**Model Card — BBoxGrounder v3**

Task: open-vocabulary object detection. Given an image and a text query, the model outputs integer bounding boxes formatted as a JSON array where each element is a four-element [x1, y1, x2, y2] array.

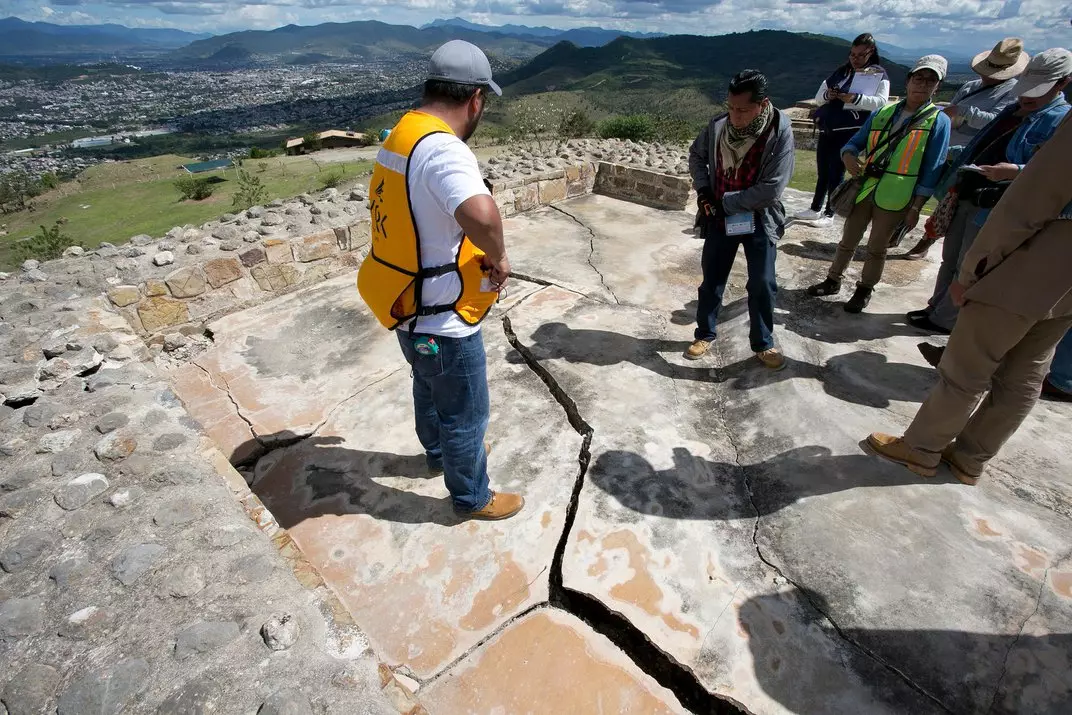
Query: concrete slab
[[165, 188, 1072, 714], [421, 609, 686, 714]]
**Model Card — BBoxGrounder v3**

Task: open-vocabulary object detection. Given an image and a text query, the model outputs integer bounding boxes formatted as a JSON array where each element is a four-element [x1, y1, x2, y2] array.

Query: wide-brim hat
[[971, 38, 1030, 81]]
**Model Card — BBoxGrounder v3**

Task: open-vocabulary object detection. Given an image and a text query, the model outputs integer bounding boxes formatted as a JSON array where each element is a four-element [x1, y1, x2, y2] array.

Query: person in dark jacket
[[687, 70, 795, 370], [795, 33, 891, 227]]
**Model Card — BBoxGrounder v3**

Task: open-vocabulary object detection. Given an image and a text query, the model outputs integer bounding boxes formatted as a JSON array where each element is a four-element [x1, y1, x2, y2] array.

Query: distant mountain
[[168, 20, 556, 66], [498, 31, 911, 109], [421, 17, 666, 47], [0, 16, 210, 57]]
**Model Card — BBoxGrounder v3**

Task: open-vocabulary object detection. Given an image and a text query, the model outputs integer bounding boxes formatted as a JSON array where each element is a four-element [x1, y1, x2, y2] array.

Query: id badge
[[725, 212, 755, 236]]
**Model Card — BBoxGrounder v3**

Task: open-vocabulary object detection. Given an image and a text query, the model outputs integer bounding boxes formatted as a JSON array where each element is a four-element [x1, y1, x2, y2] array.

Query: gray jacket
[[948, 77, 1018, 147], [688, 109, 795, 241]]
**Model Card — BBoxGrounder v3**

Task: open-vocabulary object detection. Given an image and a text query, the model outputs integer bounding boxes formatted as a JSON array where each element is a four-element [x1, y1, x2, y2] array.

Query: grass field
[[1, 154, 373, 269]]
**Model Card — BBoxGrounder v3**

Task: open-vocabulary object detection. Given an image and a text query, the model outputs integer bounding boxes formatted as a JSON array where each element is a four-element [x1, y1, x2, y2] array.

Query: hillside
[[0, 17, 209, 57], [422, 17, 666, 47], [499, 31, 910, 109], [168, 21, 556, 65]]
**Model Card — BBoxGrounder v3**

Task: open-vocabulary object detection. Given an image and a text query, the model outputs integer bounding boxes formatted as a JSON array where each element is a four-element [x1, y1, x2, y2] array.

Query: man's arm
[[688, 122, 713, 193], [721, 119, 795, 215], [958, 115, 1072, 290], [913, 112, 951, 198], [455, 195, 505, 261]]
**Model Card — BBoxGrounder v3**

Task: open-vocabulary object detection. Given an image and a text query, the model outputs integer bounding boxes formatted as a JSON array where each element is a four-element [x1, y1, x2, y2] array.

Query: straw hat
[[971, 38, 1030, 80]]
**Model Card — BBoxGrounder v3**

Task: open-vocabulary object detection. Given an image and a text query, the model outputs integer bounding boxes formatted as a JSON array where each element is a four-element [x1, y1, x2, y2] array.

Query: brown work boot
[[866, 432, 938, 477], [428, 442, 492, 476], [755, 348, 787, 371], [458, 491, 525, 521], [941, 445, 980, 486], [685, 339, 712, 360]]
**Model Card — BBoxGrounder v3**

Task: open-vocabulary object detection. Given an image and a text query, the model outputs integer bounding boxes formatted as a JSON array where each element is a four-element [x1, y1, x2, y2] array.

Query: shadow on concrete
[[779, 239, 849, 263], [740, 588, 1072, 715], [244, 434, 465, 527], [588, 444, 954, 520], [670, 298, 748, 327], [779, 287, 931, 344], [513, 322, 935, 408]]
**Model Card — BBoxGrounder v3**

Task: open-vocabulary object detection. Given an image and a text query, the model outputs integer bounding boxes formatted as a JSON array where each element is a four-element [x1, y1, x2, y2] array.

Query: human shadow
[[514, 321, 935, 408], [241, 434, 465, 527], [740, 588, 1072, 714], [670, 297, 748, 327], [778, 287, 934, 344], [779, 239, 846, 263], [587, 444, 955, 521]]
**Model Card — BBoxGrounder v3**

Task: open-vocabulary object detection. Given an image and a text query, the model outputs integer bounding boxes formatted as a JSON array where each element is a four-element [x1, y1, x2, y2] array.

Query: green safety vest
[[857, 102, 939, 212]]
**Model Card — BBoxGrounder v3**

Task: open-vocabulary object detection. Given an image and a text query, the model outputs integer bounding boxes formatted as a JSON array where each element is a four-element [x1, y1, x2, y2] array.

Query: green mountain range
[[499, 31, 910, 109]]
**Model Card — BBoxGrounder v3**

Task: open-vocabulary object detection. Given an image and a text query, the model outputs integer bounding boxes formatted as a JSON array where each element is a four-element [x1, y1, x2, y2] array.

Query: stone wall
[[104, 221, 370, 340], [592, 162, 695, 211], [489, 162, 597, 218]]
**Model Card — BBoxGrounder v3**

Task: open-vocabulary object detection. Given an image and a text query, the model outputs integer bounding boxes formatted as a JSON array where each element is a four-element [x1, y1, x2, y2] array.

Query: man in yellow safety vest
[[357, 40, 523, 521]]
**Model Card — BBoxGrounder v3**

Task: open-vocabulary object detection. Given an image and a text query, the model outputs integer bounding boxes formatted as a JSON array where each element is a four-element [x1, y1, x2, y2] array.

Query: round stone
[[57, 659, 148, 715], [0, 530, 55, 573], [174, 621, 240, 660], [0, 597, 45, 639], [2, 663, 60, 714], [50, 555, 92, 588], [152, 432, 187, 451], [256, 689, 313, 715], [260, 613, 300, 651], [94, 432, 136, 461], [54, 473, 109, 511], [111, 543, 166, 586], [157, 678, 223, 715], [105, 486, 145, 508], [153, 251, 175, 267], [153, 501, 200, 527], [58, 605, 118, 640], [166, 563, 206, 598], [95, 412, 129, 434], [36, 429, 81, 454]]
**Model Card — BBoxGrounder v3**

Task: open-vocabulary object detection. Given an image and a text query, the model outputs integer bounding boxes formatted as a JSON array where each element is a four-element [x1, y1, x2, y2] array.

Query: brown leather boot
[[941, 446, 981, 486], [866, 432, 938, 477], [458, 491, 525, 521], [904, 236, 938, 260]]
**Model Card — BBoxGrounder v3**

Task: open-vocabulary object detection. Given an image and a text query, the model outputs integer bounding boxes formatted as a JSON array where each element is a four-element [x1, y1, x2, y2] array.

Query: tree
[[232, 168, 269, 209], [0, 171, 38, 214], [598, 115, 656, 142], [301, 133, 323, 153], [558, 110, 595, 139], [175, 176, 214, 201], [509, 97, 562, 155], [15, 221, 75, 261]]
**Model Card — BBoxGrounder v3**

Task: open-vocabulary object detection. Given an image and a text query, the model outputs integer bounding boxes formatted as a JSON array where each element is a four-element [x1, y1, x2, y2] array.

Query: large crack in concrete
[[547, 204, 622, 306], [503, 314, 750, 715], [710, 340, 955, 715]]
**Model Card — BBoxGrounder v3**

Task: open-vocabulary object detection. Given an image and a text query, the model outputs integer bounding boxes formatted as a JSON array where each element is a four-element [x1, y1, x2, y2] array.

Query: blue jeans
[[695, 222, 777, 352], [396, 331, 491, 512], [1049, 329, 1072, 394]]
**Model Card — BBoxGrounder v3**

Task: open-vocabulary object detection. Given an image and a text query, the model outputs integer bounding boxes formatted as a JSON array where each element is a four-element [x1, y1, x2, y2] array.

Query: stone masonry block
[[239, 248, 266, 267], [514, 182, 540, 213], [538, 178, 568, 205], [348, 219, 370, 249], [165, 266, 207, 298], [292, 231, 339, 263], [264, 239, 291, 264], [107, 286, 140, 308], [144, 280, 168, 297], [332, 226, 351, 251], [136, 297, 189, 333], [251, 264, 301, 292], [202, 258, 243, 289]]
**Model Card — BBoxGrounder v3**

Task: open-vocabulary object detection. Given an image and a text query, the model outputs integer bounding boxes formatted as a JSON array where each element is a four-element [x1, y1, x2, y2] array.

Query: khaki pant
[[828, 196, 907, 288], [904, 301, 1072, 474]]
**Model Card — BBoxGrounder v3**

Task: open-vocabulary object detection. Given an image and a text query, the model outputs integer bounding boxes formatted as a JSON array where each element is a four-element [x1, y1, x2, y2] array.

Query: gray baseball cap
[[427, 40, 502, 96], [1012, 47, 1072, 98], [910, 54, 948, 81]]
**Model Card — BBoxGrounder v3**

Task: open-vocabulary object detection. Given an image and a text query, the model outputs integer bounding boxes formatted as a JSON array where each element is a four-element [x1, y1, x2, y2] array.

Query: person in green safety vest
[[806, 54, 952, 313]]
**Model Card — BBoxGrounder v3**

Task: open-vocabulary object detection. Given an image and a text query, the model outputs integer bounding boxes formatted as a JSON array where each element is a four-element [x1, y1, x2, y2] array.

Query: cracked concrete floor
[[169, 191, 1072, 714]]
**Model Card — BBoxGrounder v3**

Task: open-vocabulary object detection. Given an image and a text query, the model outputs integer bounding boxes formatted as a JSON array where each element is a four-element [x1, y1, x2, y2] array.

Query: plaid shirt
[[714, 124, 773, 201]]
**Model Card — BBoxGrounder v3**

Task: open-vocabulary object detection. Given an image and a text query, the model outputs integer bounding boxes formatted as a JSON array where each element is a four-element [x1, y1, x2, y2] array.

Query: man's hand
[[696, 188, 715, 216], [843, 153, 863, 177], [978, 163, 1020, 182], [942, 104, 959, 119], [481, 253, 511, 291], [950, 279, 968, 307], [903, 206, 921, 233]]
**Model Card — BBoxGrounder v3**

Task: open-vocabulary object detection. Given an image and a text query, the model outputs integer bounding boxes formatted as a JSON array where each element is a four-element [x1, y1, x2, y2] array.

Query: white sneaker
[[811, 215, 833, 227], [793, 209, 823, 221]]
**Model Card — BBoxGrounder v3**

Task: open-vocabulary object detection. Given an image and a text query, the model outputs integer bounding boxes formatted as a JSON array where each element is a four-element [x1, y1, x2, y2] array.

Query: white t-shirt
[[403, 132, 491, 338]]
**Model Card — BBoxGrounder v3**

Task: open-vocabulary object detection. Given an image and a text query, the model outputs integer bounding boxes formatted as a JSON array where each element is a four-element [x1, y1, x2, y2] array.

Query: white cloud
[[16, 0, 1071, 50]]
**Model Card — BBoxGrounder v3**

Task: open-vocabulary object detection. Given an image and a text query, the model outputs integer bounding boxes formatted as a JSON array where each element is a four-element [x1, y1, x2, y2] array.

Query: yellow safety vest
[[357, 110, 497, 330], [857, 102, 939, 212]]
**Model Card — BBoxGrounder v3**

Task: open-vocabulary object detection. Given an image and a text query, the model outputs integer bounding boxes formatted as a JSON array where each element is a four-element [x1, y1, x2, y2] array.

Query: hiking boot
[[685, 339, 712, 360], [904, 236, 937, 260], [457, 491, 525, 521], [907, 312, 951, 335], [755, 348, 787, 371], [806, 278, 841, 297], [844, 284, 874, 313], [941, 445, 981, 486], [917, 343, 945, 368], [866, 432, 938, 478], [429, 442, 492, 476], [1042, 376, 1072, 402]]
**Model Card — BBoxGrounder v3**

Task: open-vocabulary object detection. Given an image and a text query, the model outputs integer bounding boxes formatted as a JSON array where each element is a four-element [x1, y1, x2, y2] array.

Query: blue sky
[[2, 0, 1069, 54]]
